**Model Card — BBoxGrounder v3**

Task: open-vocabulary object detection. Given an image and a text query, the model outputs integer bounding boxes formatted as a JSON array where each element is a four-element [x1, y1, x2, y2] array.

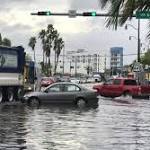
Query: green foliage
[[28, 37, 36, 51], [25, 53, 32, 61], [38, 24, 64, 76], [0, 34, 2, 45], [0, 33, 11, 47], [2, 38, 11, 47], [99, 0, 150, 36], [141, 50, 150, 66]]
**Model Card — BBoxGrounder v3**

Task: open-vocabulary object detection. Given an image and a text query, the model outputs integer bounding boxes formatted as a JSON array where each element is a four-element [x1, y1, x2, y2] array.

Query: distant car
[[22, 82, 99, 107], [87, 77, 95, 83], [79, 77, 87, 83], [70, 78, 80, 84], [40, 77, 55, 87], [60, 76, 70, 82]]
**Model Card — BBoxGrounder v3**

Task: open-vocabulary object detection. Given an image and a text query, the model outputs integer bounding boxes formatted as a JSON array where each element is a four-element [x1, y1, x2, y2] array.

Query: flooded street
[[0, 97, 150, 150]]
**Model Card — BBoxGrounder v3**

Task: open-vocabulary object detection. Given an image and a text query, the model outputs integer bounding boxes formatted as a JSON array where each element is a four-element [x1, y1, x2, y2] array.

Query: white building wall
[[57, 52, 105, 75]]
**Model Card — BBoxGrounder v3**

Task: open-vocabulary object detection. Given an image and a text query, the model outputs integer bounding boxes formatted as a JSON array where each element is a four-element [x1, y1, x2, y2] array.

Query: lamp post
[[62, 44, 65, 75], [125, 19, 141, 62]]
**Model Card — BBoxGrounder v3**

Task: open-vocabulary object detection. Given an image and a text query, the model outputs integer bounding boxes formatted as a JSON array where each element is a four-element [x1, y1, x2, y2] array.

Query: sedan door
[[61, 84, 81, 103], [41, 84, 64, 103]]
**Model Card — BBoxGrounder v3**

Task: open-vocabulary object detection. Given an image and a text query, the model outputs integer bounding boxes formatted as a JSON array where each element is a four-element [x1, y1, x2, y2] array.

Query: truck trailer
[[0, 46, 25, 102]]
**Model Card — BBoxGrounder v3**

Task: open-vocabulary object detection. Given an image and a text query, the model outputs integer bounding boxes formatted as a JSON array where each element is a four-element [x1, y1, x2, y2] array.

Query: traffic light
[[37, 11, 51, 16], [83, 12, 97, 16]]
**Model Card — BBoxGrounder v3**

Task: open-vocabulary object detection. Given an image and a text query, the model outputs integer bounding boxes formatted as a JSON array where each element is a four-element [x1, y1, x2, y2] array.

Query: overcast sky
[[0, 0, 149, 67]]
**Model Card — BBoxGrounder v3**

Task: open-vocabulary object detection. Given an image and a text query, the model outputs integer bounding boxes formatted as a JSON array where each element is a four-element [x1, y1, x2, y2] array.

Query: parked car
[[60, 76, 70, 82], [22, 82, 99, 107], [93, 74, 101, 82], [86, 77, 95, 83], [40, 77, 55, 87], [70, 78, 80, 84], [93, 77, 141, 98]]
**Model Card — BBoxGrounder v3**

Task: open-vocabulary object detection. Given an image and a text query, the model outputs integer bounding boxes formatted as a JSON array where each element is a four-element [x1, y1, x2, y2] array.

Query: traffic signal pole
[[31, 12, 136, 17]]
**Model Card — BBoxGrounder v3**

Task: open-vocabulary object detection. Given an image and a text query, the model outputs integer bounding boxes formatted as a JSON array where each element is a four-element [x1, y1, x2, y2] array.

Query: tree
[[0, 34, 2, 45], [45, 24, 56, 76], [38, 29, 46, 66], [54, 37, 64, 74], [25, 53, 32, 61], [53, 30, 59, 73], [38, 24, 65, 75], [28, 37, 36, 63], [141, 50, 150, 66], [28, 37, 36, 90], [85, 66, 92, 75], [99, 0, 150, 33], [2, 38, 11, 47]]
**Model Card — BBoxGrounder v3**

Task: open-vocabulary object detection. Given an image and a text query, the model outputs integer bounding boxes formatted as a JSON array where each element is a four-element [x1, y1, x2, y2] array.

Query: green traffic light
[[46, 11, 51, 15], [91, 12, 96, 16]]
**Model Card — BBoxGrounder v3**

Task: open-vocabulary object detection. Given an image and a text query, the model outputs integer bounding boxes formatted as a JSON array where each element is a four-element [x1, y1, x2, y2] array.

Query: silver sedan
[[22, 82, 99, 107]]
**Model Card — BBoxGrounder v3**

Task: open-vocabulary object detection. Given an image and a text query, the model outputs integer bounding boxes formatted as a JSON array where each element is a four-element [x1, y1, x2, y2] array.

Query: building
[[57, 52, 105, 75], [110, 47, 123, 75]]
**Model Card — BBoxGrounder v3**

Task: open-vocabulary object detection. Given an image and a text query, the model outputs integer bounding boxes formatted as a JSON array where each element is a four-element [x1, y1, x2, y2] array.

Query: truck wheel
[[17, 88, 24, 100], [0, 89, 3, 103], [8, 88, 14, 102]]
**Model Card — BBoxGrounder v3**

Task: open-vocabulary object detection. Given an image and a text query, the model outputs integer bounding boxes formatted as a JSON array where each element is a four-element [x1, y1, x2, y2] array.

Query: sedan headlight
[[28, 87, 32, 90], [23, 95, 29, 100]]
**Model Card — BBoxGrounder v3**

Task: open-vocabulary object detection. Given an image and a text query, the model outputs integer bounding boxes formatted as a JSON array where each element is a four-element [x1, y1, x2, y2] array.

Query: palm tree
[[2, 38, 11, 47], [53, 30, 59, 74], [54, 38, 64, 74], [45, 24, 56, 76], [28, 37, 36, 64], [0, 34, 2, 45], [38, 29, 46, 66], [99, 0, 150, 31], [28, 37, 36, 90]]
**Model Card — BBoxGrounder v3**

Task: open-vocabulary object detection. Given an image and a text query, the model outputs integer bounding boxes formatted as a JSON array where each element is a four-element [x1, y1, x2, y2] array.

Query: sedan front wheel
[[77, 98, 86, 108], [29, 98, 40, 107]]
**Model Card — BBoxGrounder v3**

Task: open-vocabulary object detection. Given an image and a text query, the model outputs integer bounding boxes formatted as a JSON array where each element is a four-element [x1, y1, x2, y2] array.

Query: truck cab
[[0, 46, 25, 102]]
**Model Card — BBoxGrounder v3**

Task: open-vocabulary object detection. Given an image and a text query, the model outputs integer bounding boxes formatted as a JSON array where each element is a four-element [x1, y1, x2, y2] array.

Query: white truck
[[0, 46, 25, 102]]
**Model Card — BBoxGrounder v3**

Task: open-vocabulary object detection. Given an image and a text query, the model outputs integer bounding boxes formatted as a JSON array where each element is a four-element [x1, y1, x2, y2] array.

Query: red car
[[93, 78, 141, 98], [40, 77, 55, 87]]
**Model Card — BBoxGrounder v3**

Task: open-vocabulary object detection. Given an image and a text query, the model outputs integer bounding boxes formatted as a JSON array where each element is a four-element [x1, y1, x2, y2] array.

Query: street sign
[[68, 10, 76, 18], [133, 62, 143, 72], [136, 11, 150, 19]]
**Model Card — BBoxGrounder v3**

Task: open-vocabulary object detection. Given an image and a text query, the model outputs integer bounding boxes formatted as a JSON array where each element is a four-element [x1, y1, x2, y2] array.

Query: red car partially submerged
[[93, 78, 141, 98]]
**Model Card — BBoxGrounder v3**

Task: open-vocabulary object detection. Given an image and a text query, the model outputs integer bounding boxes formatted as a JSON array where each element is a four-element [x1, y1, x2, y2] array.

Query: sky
[[0, 0, 149, 67]]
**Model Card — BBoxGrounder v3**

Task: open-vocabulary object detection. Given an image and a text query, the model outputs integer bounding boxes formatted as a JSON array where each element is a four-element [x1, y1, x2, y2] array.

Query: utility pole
[[137, 19, 141, 62], [104, 54, 106, 72], [70, 60, 72, 74], [74, 56, 77, 77], [62, 44, 65, 75], [98, 55, 100, 72]]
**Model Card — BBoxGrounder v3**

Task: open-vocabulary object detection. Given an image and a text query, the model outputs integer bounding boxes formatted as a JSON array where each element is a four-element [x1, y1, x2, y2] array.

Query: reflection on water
[[0, 98, 150, 150]]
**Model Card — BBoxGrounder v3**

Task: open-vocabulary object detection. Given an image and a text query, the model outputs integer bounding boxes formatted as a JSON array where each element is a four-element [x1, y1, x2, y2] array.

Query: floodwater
[[0, 97, 150, 150]]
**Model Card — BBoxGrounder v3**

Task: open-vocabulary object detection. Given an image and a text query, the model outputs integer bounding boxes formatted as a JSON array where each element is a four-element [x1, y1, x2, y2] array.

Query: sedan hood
[[24, 91, 43, 97]]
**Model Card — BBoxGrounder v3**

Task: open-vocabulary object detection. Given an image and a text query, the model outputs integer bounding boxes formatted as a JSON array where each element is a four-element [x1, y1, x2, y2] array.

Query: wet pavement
[[0, 97, 150, 150]]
